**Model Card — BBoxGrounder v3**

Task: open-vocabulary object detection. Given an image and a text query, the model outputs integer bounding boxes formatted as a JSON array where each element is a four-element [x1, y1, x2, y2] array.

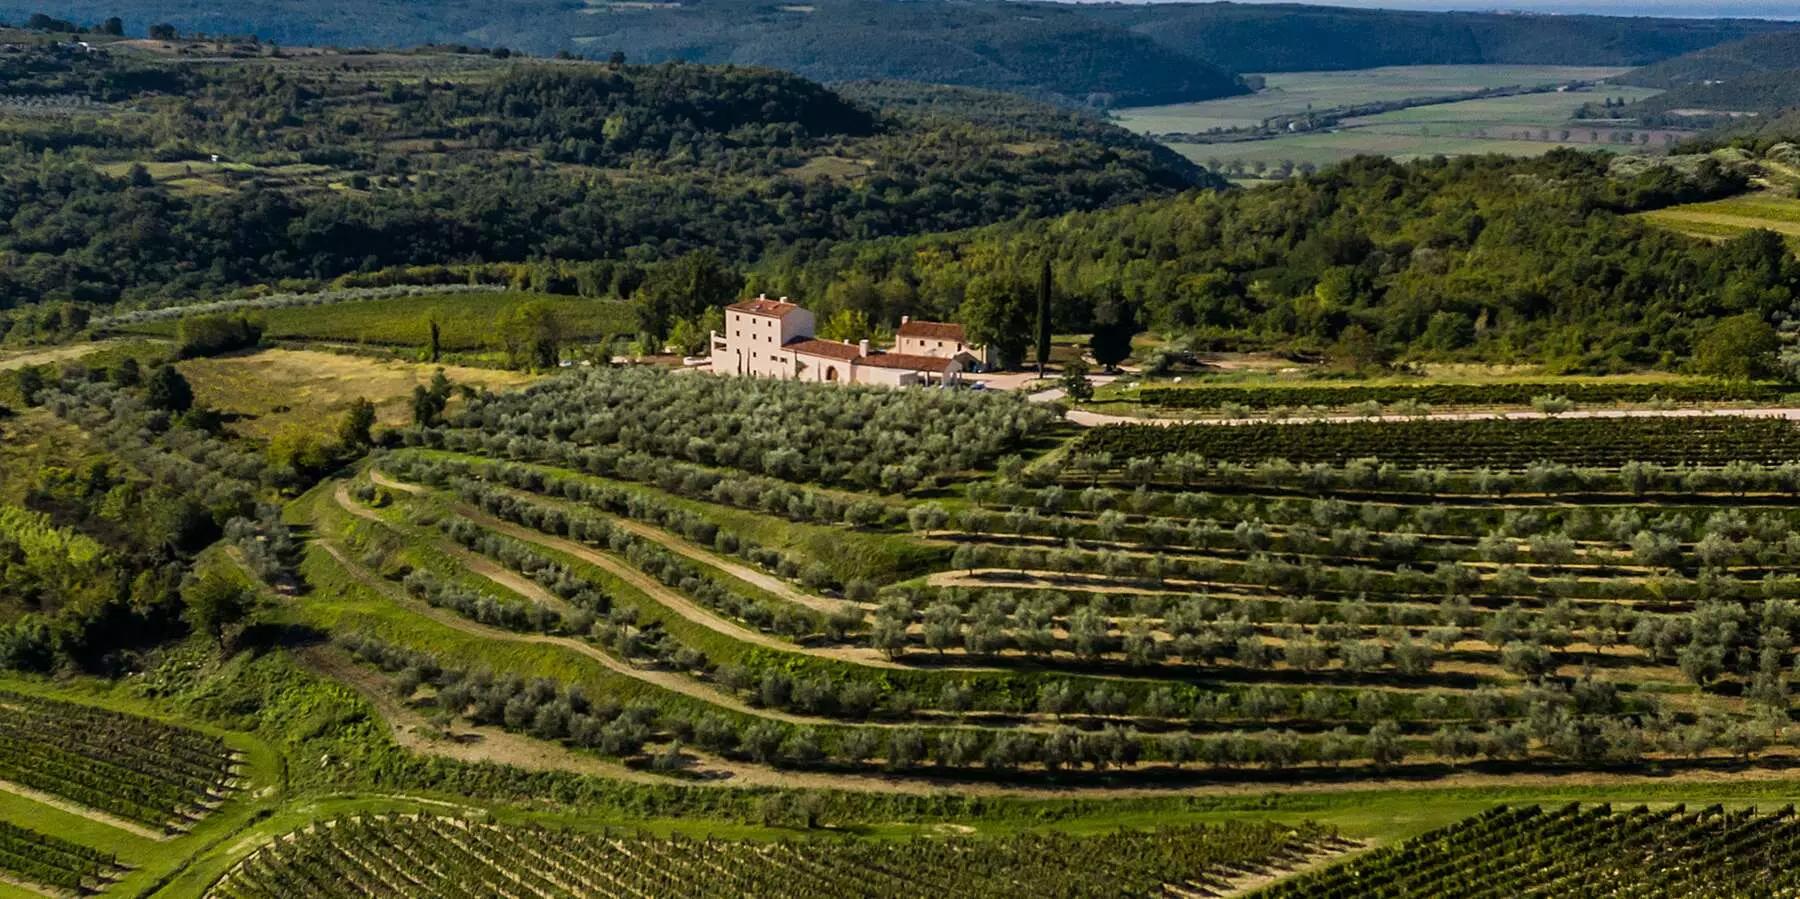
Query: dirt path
[[0, 778, 170, 841], [369, 470, 423, 495], [607, 515, 860, 616], [1065, 405, 1800, 429]]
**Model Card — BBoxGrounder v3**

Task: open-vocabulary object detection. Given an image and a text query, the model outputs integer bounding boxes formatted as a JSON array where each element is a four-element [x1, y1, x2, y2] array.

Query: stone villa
[[709, 296, 983, 387]]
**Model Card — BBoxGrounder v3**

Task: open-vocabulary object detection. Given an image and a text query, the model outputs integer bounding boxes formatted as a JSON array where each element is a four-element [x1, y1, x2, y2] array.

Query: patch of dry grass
[[179, 349, 534, 441]]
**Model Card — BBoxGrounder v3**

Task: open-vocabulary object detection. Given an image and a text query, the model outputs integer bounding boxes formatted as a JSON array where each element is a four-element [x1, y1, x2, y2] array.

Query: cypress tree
[[1034, 255, 1052, 376]]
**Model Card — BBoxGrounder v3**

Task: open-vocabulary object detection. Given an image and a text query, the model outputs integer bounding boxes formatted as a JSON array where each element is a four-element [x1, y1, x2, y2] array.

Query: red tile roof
[[897, 320, 967, 342], [728, 298, 803, 318], [860, 351, 961, 371], [786, 338, 863, 361]]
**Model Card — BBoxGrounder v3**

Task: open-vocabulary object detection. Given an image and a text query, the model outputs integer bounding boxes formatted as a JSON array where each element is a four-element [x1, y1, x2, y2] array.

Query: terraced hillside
[[279, 367, 1800, 789]]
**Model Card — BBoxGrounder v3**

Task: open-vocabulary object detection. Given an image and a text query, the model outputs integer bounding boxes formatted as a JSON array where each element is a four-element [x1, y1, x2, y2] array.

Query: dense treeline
[[0, 51, 1207, 315], [754, 150, 1782, 370]]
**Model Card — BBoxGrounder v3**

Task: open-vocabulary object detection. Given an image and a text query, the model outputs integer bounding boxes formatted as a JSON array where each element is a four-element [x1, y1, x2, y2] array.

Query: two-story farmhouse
[[710, 296, 982, 387]]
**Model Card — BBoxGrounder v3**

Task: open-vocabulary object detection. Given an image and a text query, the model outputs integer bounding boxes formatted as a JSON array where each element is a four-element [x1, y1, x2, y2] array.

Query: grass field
[[123, 292, 637, 353], [1114, 66, 1672, 173], [1113, 65, 1635, 133], [179, 348, 535, 440], [1639, 190, 1800, 245]]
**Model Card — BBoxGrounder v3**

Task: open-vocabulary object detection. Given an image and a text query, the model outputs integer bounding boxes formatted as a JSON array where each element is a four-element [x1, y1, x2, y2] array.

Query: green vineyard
[[1077, 416, 1800, 468], [1264, 803, 1800, 897], [0, 820, 121, 895], [210, 815, 1340, 899], [0, 690, 237, 830], [1131, 380, 1783, 410]]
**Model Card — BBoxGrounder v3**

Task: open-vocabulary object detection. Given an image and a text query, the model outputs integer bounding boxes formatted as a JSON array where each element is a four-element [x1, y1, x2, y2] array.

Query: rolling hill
[[4, 0, 1795, 108]]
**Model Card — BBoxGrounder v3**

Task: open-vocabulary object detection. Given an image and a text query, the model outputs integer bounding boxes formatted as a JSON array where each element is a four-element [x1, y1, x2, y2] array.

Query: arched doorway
[[825, 366, 839, 382]]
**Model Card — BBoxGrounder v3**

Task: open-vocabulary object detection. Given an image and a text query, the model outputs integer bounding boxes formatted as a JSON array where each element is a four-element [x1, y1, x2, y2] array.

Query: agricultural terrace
[[277, 365, 1800, 795], [210, 815, 1341, 898]]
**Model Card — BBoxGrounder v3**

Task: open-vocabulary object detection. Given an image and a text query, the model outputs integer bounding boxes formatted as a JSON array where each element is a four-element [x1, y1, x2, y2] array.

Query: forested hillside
[[2, 0, 1789, 105], [753, 151, 1777, 371], [1616, 30, 1800, 88], [1079, 4, 1795, 74], [1628, 69, 1800, 129], [0, 41, 1211, 313], [0, 0, 1249, 107]]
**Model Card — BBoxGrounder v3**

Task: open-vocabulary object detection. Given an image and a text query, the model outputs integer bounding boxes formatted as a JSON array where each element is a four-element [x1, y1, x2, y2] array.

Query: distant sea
[[1055, 0, 1800, 19]]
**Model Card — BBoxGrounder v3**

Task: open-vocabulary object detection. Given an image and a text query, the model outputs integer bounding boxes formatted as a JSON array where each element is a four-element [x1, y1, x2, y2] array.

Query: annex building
[[709, 296, 984, 387]]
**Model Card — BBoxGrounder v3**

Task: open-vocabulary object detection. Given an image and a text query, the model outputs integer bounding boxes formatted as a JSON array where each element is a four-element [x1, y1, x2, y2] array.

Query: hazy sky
[[1064, 0, 1800, 19]]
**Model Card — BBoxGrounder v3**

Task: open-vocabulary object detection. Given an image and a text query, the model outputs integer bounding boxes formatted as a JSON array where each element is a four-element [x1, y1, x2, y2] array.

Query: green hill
[[0, 44, 1214, 310], [1616, 30, 1800, 88], [6, 0, 1794, 108]]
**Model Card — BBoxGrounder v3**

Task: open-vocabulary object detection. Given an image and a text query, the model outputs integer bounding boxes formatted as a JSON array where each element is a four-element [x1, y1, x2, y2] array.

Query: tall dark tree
[[1035, 256, 1053, 377], [1089, 296, 1137, 373], [339, 397, 376, 447], [145, 365, 193, 413]]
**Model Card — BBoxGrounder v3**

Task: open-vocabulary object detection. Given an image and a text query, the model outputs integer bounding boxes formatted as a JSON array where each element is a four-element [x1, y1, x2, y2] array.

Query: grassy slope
[[122, 293, 636, 352], [1639, 190, 1800, 245], [179, 349, 534, 441]]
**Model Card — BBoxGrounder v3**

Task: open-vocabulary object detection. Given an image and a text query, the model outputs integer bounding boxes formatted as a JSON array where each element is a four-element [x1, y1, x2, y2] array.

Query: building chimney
[[858, 339, 870, 357], [901, 315, 910, 325], [780, 296, 789, 302], [757, 292, 767, 300]]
